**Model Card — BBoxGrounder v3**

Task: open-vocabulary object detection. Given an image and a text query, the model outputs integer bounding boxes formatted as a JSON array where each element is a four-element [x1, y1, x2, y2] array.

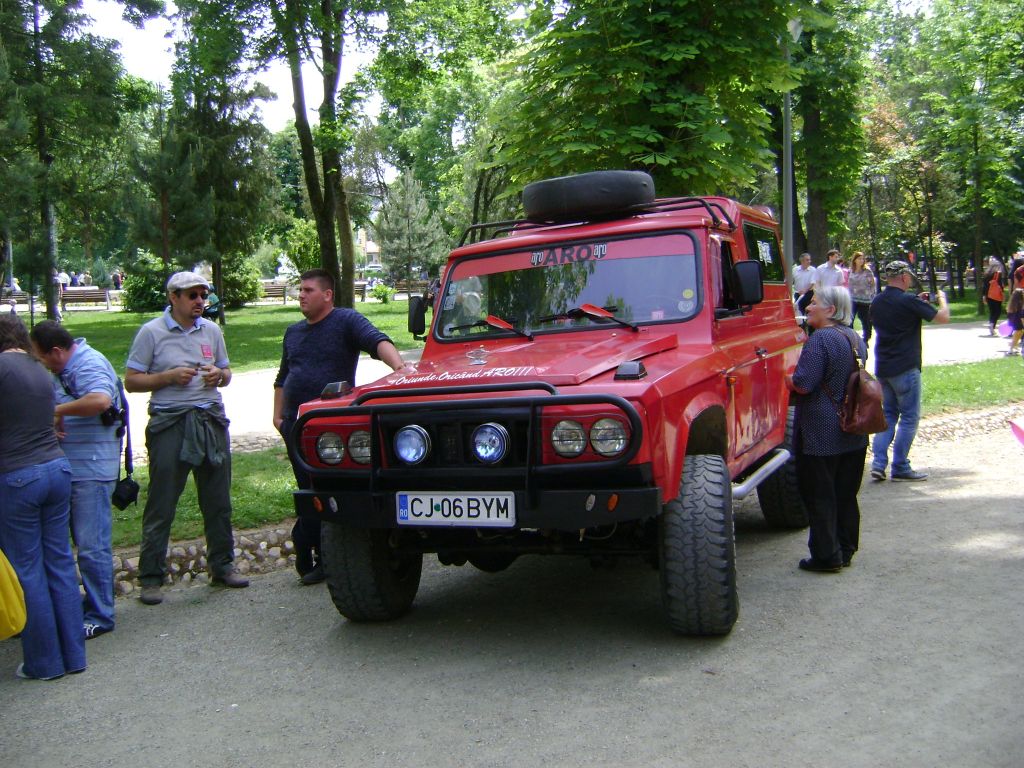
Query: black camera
[[101, 405, 126, 437], [111, 475, 140, 510]]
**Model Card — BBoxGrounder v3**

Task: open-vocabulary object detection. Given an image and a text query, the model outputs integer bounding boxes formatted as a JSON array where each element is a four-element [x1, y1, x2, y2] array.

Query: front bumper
[[294, 486, 660, 530]]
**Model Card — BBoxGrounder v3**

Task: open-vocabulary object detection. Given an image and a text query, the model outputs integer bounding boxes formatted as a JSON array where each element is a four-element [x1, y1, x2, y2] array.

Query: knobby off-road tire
[[756, 406, 810, 529], [522, 170, 655, 223], [320, 522, 423, 622], [659, 454, 738, 636]]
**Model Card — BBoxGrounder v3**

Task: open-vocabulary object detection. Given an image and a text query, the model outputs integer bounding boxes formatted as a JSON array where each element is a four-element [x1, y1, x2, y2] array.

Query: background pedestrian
[[847, 251, 876, 345], [983, 257, 1005, 335]]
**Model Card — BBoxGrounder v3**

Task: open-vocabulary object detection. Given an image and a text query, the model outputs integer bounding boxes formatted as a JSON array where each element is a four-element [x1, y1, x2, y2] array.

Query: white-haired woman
[[785, 286, 868, 573]]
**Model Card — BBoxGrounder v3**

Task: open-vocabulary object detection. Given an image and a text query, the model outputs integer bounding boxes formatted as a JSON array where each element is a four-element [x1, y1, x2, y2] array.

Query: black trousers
[[986, 298, 1002, 328], [853, 301, 873, 343], [280, 416, 322, 573], [796, 447, 867, 565]]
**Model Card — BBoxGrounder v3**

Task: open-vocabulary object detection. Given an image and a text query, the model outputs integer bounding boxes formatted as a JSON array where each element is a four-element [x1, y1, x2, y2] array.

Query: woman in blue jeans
[[0, 315, 86, 680]]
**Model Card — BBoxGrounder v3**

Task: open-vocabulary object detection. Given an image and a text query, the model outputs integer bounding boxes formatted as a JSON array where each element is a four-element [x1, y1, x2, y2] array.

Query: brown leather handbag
[[826, 327, 888, 435]]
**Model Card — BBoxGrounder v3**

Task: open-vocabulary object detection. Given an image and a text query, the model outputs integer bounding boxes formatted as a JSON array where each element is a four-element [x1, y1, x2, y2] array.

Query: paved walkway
[[122, 320, 1015, 448]]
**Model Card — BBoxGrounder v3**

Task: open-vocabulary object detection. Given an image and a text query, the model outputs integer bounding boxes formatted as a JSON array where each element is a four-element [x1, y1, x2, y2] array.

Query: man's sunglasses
[[178, 290, 209, 300]]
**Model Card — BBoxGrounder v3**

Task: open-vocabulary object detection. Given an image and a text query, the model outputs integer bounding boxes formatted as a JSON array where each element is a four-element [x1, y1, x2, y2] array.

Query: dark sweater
[[274, 308, 391, 419]]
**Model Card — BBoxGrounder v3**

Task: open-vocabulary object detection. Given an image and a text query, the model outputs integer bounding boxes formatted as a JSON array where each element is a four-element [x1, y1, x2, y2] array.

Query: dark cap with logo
[[882, 260, 914, 279]]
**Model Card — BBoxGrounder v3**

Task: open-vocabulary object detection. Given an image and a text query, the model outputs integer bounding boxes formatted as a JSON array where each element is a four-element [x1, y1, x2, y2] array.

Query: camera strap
[[116, 377, 133, 478]]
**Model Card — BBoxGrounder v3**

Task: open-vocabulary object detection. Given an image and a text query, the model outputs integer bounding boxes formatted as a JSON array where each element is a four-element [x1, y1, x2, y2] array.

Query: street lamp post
[[782, 18, 803, 268]]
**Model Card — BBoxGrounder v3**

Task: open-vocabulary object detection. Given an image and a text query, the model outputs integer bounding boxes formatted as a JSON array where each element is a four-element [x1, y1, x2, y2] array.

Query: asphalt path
[[1, 426, 1021, 767]]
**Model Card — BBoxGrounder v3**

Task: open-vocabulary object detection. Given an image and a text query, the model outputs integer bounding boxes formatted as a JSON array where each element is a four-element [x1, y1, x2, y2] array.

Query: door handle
[[755, 346, 768, 357]]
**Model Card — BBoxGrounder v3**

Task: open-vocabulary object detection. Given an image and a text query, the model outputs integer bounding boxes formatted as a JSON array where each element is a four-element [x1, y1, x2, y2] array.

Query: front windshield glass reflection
[[436, 234, 700, 339]]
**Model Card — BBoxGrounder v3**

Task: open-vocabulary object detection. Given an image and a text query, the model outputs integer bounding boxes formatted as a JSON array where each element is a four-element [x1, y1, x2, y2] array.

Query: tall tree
[[494, 0, 795, 195], [374, 170, 448, 287]]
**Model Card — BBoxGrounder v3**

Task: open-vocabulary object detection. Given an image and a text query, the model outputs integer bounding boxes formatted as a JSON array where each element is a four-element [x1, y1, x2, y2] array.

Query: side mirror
[[408, 295, 427, 337], [732, 260, 764, 306]]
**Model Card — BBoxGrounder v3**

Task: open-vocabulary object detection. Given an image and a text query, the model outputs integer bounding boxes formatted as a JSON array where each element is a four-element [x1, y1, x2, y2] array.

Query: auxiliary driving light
[[315, 432, 344, 464], [471, 422, 509, 464], [394, 425, 431, 465], [590, 418, 628, 457], [347, 430, 372, 464], [551, 420, 586, 458]]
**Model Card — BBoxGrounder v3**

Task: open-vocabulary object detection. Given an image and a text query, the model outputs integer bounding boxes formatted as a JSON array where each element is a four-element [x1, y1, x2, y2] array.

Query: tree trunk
[[274, 0, 340, 301], [803, 105, 829, 262], [972, 124, 984, 315]]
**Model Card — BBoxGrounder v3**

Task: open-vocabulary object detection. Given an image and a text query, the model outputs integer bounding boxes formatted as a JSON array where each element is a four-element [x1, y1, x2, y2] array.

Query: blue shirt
[[870, 287, 937, 378], [54, 339, 121, 481], [274, 308, 391, 419]]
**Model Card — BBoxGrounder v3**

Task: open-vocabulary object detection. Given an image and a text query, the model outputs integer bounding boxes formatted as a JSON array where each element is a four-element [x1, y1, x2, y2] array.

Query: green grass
[[922, 356, 1023, 416], [57, 301, 424, 374], [111, 444, 297, 548]]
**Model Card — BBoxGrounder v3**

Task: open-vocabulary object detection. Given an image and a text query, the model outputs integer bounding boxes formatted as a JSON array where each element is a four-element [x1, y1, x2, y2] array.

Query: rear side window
[[744, 224, 784, 283]]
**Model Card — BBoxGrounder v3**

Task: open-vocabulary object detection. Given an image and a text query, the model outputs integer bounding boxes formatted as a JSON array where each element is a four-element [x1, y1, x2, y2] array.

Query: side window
[[714, 238, 737, 309], [743, 223, 784, 283]]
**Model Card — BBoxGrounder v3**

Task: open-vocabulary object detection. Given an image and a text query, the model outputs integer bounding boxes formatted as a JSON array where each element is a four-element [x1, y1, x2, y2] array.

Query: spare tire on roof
[[522, 170, 655, 223]]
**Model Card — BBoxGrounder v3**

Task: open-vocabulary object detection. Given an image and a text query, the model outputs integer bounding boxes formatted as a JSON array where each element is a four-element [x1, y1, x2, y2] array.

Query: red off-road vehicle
[[291, 171, 807, 636]]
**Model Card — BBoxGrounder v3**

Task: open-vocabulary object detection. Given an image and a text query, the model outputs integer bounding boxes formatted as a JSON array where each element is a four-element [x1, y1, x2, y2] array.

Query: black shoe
[[300, 564, 326, 585], [84, 623, 112, 640], [211, 570, 250, 588], [798, 558, 842, 573], [139, 585, 163, 605]]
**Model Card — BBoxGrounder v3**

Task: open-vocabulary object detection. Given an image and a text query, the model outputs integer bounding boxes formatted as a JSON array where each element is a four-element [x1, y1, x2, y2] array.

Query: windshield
[[437, 234, 700, 339]]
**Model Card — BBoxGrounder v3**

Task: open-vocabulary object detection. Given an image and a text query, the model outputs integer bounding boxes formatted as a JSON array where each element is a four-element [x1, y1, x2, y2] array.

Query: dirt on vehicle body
[[291, 170, 807, 636]]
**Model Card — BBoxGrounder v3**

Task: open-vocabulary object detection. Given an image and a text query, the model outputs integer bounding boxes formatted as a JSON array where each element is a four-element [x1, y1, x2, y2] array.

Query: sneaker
[[891, 469, 929, 481], [300, 564, 326, 585], [15, 663, 63, 681], [139, 585, 163, 605], [870, 468, 886, 482], [84, 623, 111, 640], [211, 569, 249, 588]]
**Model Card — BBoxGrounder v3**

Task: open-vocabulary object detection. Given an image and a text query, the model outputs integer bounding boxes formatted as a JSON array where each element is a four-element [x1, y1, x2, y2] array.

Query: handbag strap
[[820, 326, 862, 410]]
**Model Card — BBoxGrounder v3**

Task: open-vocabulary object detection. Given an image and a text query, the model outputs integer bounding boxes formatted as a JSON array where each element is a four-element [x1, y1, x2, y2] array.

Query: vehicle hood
[[367, 332, 680, 391]]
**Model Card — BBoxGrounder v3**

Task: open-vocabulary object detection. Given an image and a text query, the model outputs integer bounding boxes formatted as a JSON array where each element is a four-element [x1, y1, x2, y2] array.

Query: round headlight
[[347, 430, 372, 464], [316, 432, 344, 465], [471, 422, 509, 464], [394, 425, 431, 465], [590, 418, 628, 457], [551, 420, 586, 458]]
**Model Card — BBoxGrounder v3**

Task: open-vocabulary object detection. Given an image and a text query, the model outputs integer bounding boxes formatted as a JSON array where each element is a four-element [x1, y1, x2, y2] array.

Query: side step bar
[[731, 448, 791, 500]]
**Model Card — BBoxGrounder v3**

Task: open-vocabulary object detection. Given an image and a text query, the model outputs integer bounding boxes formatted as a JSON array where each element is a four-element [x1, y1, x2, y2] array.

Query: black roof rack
[[458, 197, 736, 247]]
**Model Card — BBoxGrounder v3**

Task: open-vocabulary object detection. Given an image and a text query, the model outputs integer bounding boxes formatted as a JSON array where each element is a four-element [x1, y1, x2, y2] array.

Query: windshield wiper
[[537, 303, 639, 332], [448, 314, 533, 340]]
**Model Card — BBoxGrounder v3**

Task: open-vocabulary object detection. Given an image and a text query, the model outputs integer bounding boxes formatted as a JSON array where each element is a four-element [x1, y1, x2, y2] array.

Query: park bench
[[393, 279, 429, 297], [262, 282, 289, 303], [1, 288, 32, 306], [62, 287, 112, 310]]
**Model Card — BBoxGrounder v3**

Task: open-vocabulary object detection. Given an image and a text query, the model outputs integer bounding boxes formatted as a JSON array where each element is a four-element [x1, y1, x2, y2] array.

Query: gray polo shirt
[[126, 308, 230, 409]]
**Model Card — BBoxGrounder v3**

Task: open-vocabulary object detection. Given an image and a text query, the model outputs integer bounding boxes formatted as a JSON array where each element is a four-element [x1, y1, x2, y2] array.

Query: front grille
[[380, 408, 531, 469]]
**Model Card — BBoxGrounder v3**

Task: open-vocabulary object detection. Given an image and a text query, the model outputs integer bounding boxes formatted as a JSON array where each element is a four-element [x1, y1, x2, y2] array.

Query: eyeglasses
[[178, 290, 209, 300]]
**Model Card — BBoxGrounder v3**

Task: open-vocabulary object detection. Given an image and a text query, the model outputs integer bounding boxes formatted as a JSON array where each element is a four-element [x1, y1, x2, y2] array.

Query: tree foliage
[[374, 170, 448, 286]]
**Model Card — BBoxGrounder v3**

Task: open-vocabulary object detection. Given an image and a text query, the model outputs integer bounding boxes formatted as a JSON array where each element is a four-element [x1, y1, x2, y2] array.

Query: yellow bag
[[0, 547, 27, 640]]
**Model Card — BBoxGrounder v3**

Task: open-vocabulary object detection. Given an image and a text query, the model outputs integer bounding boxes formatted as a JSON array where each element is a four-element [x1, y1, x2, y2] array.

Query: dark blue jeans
[[0, 457, 86, 679]]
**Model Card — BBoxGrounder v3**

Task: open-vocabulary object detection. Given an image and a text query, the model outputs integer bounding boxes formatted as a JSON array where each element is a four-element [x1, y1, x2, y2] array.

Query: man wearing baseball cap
[[125, 271, 248, 604], [868, 260, 950, 482]]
